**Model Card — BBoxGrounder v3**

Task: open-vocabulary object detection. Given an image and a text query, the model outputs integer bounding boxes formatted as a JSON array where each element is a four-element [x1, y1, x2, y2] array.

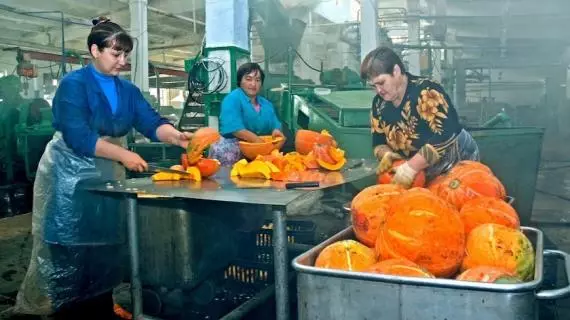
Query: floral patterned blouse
[[371, 73, 462, 159]]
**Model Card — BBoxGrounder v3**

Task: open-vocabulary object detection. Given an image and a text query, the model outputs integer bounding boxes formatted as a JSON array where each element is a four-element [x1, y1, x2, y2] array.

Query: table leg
[[272, 207, 289, 320], [127, 195, 143, 319]]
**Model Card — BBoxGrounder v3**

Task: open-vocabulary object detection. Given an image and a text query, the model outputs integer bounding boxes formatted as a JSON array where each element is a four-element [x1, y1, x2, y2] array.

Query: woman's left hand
[[272, 129, 284, 138], [176, 131, 194, 149], [391, 161, 419, 189]]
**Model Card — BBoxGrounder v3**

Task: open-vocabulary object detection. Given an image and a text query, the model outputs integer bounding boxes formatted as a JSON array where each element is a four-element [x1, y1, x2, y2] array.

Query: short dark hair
[[236, 62, 265, 86], [87, 17, 134, 55], [360, 46, 406, 80]]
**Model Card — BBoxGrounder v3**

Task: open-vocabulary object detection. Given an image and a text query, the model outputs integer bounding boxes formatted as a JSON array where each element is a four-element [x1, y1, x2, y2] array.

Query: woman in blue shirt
[[12, 18, 193, 319], [209, 62, 284, 165]]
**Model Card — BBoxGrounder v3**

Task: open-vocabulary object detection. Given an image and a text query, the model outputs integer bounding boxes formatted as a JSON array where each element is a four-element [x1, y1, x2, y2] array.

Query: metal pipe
[[0, 5, 91, 26], [272, 206, 289, 320], [115, 0, 205, 26], [192, 0, 197, 33], [126, 195, 144, 319]]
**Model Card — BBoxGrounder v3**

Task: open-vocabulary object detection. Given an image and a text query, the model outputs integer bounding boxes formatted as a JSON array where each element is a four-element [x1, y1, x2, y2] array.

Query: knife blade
[[147, 164, 193, 177]]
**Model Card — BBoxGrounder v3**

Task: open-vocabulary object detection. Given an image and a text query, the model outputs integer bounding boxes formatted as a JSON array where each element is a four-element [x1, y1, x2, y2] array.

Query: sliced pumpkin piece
[[185, 166, 202, 181]]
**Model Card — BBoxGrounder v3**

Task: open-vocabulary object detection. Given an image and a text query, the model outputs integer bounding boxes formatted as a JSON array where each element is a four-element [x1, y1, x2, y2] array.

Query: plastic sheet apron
[[424, 129, 480, 182], [14, 132, 126, 315]]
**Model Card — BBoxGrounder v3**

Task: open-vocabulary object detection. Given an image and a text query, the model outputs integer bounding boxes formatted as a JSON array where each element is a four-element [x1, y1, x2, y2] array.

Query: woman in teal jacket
[[209, 62, 284, 165]]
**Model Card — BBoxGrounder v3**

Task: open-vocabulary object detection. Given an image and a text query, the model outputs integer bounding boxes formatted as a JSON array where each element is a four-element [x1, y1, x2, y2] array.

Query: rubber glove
[[390, 162, 418, 189], [377, 152, 403, 174]]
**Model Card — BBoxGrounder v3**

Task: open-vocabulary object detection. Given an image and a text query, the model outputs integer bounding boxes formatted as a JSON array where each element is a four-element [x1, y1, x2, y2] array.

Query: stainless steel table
[[81, 158, 376, 320]]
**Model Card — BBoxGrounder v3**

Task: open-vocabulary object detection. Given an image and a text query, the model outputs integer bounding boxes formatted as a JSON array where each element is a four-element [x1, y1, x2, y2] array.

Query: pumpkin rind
[[366, 258, 435, 278], [295, 129, 336, 155], [459, 196, 520, 236], [461, 223, 535, 281], [314, 240, 377, 272], [376, 188, 465, 277], [456, 266, 515, 283], [350, 184, 405, 247]]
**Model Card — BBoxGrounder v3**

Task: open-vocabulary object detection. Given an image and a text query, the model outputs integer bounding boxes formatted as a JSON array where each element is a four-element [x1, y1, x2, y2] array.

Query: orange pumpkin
[[196, 158, 221, 177], [313, 144, 346, 171], [366, 258, 435, 278], [295, 129, 336, 155], [461, 223, 535, 281], [314, 240, 377, 272], [376, 188, 465, 278], [430, 166, 506, 210], [459, 196, 520, 236], [187, 127, 221, 164], [239, 136, 284, 160], [377, 160, 426, 188], [350, 184, 405, 247], [456, 266, 516, 283]]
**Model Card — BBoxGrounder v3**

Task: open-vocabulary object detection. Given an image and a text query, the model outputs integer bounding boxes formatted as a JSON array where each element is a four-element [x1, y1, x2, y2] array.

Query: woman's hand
[[272, 129, 284, 139], [119, 150, 148, 172], [175, 131, 194, 149], [377, 152, 402, 174], [390, 161, 418, 189]]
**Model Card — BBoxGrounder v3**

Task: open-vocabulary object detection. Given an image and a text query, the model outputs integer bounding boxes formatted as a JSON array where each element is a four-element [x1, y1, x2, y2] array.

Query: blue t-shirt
[[89, 64, 118, 114], [52, 64, 170, 157], [219, 88, 281, 137]]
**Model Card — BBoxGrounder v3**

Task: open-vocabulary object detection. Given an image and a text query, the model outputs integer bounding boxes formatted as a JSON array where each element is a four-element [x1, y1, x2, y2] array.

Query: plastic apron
[[14, 132, 126, 315], [424, 129, 480, 182]]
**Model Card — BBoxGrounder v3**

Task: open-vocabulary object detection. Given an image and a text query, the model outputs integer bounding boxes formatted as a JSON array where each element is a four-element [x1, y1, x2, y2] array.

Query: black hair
[[87, 16, 134, 55], [236, 62, 265, 86], [360, 46, 406, 80]]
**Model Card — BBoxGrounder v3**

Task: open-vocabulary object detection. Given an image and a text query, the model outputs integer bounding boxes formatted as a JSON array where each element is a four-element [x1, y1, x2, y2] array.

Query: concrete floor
[[2, 134, 570, 319]]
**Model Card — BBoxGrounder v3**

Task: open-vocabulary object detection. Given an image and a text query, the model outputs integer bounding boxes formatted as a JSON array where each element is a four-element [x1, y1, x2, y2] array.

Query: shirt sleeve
[[52, 78, 99, 157], [371, 95, 388, 149], [219, 92, 246, 136], [132, 87, 171, 142]]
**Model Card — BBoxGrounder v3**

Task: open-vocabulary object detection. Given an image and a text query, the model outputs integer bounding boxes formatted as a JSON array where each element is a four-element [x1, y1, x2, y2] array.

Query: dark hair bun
[[92, 16, 110, 26]]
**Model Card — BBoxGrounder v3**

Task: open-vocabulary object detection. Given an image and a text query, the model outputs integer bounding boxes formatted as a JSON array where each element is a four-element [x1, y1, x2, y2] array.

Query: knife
[[147, 164, 193, 177], [285, 181, 320, 189]]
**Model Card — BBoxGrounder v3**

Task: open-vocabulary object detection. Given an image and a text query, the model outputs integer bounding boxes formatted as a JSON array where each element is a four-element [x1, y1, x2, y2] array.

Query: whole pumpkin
[[375, 188, 465, 277], [366, 258, 434, 278], [295, 129, 336, 155], [459, 196, 520, 236], [456, 266, 518, 283], [196, 158, 221, 177], [461, 223, 535, 281], [430, 165, 506, 210], [314, 240, 377, 272], [377, 160, 426, 188], [350, 184, 405, 247]]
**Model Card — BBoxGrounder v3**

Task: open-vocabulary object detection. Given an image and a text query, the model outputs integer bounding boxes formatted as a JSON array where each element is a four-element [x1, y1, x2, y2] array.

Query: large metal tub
[[292, 226, 570, 320], [134, 198, 258, 289]]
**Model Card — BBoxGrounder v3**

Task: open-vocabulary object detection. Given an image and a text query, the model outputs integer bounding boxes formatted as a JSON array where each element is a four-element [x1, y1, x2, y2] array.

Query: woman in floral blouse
[[361, 46, 479, 188]]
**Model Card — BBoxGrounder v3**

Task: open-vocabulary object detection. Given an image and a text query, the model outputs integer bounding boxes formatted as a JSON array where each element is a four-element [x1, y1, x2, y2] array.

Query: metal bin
[[292, 226, 570, 320]]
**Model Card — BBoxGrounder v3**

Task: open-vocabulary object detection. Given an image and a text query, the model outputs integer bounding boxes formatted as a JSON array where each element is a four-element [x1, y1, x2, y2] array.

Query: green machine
[[281, 87, 543, 226]]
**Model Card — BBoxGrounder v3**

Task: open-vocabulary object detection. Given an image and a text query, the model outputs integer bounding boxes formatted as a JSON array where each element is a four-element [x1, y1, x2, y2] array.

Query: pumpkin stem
[[449, 179, 461, 189]]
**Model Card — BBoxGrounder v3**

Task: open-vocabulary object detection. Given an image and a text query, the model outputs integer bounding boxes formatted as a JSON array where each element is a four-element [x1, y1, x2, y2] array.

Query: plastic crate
[[237, 220, 316, 263]]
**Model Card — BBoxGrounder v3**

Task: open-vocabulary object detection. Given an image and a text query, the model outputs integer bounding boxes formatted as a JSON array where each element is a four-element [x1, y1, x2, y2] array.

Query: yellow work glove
[[390, 162, 418, 189], [377, 152, 403, 174]]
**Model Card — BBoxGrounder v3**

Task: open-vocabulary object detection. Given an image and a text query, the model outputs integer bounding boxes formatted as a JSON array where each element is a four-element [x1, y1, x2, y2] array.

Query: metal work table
[[82, 158, 376, 320]]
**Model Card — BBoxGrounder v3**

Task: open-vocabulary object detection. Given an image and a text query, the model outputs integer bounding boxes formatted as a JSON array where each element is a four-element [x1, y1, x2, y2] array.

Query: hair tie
[[92, 17, 111, 26]]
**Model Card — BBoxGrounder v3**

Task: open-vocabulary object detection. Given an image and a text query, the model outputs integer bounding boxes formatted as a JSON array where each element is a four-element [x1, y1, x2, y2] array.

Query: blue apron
[[14, 132, 125, 314]]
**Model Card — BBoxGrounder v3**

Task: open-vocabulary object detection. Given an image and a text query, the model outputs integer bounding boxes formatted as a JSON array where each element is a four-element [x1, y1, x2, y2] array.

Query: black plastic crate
[[236, 220, 316, 263]]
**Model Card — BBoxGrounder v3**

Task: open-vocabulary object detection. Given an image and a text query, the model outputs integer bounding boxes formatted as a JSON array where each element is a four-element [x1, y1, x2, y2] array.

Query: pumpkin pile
[[315, 160, 536, 284], [230, 130, 347, 182]]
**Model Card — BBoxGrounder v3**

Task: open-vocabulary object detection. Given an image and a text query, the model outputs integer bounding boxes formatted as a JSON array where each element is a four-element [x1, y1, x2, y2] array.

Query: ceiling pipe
[[115, 0, 205, 26]]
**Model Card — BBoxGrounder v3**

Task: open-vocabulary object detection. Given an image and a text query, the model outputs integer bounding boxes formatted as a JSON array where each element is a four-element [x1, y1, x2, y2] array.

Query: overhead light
[[52, 79, 58, 86]]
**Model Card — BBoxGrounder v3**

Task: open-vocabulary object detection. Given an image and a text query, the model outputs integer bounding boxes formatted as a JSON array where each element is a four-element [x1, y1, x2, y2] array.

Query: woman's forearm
[[156, 124, 184, 147], [233, 129, 262, 142], [407, 152, 430, 171], [94, 139, 130, 162]]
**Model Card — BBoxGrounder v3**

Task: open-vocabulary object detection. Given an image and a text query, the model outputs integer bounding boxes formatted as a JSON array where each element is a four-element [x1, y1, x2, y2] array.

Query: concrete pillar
[[454, 60, 466, 109], [130, 0, 149, 92], [360, 0, 378, 62], [406, 0, 421, 75], [431, 0, 446, 82], [545, 67, 568, 136]]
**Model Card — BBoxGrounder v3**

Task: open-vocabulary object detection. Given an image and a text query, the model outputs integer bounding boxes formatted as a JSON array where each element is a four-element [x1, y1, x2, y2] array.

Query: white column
[[130, 0, 149, 92], [360, 0, 378, 62], [406, 0, 421, 75]]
